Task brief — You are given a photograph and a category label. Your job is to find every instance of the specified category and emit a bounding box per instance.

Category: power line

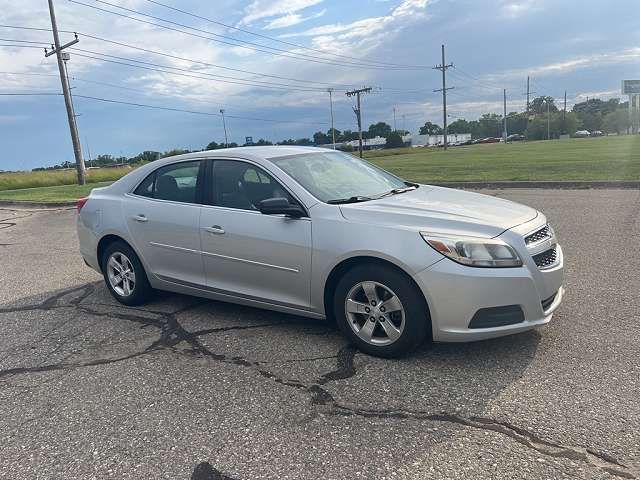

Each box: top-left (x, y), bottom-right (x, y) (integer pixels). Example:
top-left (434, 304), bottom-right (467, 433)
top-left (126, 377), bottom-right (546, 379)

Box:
top-left (0, 43), bottom-right (49, 49)
top-left (450, 66), bottom-right (504, 92)
top-left (0, 38), bottom-right (50, 45)
top-left (0, 70), bottom-right (162, 96)
top-left (72, 34), bottom-right (368, 88)
top-left (139, 0), bottom-right (430, 70)
top-left (72, 48), bottom-right (338, 91)
top-left (0, 25), bottom-right (426, 93)
top-left (68, 0), bottom-right (422, 70)
top-left (0, 92), bottom-right (61, 95)
top-left (0, 25), bottom-right (363, 88)
top-left (72, 94), bottom-right (330, 125)
top-left (71, 51), bottom-right (337, 93)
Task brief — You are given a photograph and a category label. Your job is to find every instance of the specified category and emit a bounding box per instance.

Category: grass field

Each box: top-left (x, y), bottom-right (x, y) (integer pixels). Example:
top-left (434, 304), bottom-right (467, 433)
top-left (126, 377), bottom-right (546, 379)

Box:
top-left (365, 135), bottom-right (640, 182)
top-left (0, 135), bottom-right (637, 202)
top-left (0, 182), bottom-right (112, 202)
top-left (0, 166), bottom-right (134, 191)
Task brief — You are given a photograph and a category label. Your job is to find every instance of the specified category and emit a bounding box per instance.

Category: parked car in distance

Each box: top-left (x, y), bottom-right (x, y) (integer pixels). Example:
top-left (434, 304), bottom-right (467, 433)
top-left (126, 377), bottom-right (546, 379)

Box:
top-left (574, 130), bottom-right (591, 137)
top-left (507, 134), bottom-right (526, 142)
top-left (590, 130), bottom-right (604, 137)
top-left (478, 137), bottom-right (501, 144)
top-left (77, 146), bottom-right (564, 357)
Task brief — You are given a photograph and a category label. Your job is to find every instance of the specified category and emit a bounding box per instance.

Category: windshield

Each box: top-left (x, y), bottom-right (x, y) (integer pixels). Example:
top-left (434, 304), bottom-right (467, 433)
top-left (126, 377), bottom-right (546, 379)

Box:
top-left (269, 151), bottom-right (409, 203)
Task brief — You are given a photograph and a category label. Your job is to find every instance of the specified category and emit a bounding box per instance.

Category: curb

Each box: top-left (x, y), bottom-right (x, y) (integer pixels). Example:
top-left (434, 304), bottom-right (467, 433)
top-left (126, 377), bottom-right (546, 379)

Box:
top-left (0, 199), bottom-right (76, 208)
top-left (432, 181), bottom-right (640, 190)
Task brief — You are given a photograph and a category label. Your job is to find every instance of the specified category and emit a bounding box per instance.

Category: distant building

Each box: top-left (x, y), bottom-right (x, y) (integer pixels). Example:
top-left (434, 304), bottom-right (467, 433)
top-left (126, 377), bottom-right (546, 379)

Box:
top-left (317, 132), bottom-right (472, 150)
top-left (409, 133), bottom-right (471, 147)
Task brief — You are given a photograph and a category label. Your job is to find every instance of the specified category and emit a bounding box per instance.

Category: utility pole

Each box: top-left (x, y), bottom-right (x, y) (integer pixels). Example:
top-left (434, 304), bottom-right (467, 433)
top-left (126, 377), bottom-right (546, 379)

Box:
top-left (219, 109), bottom-right (228, 147)
top-left (433, 44), bottom-right (454, 150)
top-left (327, 88), bottom-right (336, 149)
top-left (345, 87), bottom-right (372, 158)
top-left (46, 0), bottom-right (85, 185)
top-left (393, 107), bottom-right (397, 132)
top-left (503, 89), bottom-right (508, 143)
top-left (85, 138), bottom-right (92, 168)
top-left (526, 76), bottom-right (530, 114)
top-left (546, 98), bottom-right (551, 140)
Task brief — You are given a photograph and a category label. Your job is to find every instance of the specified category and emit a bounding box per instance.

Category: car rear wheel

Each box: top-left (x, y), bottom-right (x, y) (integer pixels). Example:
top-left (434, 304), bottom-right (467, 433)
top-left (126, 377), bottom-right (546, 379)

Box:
top-left (102, 241), bottom-right (151, 306)
top-left (334, 264), bottom-right (430, 357)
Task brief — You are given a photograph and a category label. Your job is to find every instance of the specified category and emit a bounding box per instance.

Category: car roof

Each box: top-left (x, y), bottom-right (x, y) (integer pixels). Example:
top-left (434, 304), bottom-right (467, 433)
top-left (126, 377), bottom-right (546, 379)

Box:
top-left (103, 146), bottom-right (334, 196)
top-left (161, 145), bottom-right (328, 164)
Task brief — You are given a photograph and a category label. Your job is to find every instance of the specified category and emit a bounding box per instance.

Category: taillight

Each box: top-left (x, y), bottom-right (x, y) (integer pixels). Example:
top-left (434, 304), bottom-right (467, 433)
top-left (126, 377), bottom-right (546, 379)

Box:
top-left (77, 197), bottom-right (89, 213)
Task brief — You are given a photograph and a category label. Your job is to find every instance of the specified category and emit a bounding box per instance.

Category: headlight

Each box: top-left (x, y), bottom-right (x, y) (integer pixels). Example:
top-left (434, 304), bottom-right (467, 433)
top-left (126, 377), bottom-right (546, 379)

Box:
top-left (420, 232), bottom-right (522, 268)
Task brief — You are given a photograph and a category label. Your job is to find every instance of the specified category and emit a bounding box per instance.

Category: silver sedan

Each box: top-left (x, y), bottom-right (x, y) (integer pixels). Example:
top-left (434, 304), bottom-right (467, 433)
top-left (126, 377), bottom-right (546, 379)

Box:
top-left (77, 146), bottom-right (564, 357)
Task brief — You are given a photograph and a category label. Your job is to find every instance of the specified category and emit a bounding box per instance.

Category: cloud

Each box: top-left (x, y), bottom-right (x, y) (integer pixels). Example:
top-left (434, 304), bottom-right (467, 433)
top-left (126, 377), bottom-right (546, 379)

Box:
top-left (487, 48), bottom-right (640, 81)
top-left (279, 0), bottom-right (430, 62)
top-left (240, 0), bottom-right (324, 26)
top-left (499, 0), bottom-right (543, 18)
top-left (263, 9), bottom-right (326, 29)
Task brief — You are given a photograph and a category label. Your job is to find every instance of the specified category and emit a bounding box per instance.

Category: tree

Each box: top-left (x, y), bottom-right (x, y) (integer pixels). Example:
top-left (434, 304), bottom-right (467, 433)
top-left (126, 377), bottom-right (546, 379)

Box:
top-left (505, 113), bottom-right (528, 135)
top-left (530, 96), bottom-right (558, 115)
top-left (339, 130), bottom-right (358, 142)
top-left (313, 131), bottom-right (329, 145)
top-left (602, 110), bottom-right (630, 134)
top-left (525, 112), bottom-right (577, 140)
top-left (478, 113), bottom-right (503, 138)
top-left (384, 131), bottom-right (405, 149)
top-left (419, 121), bottom-right (442, 135)
top-left (367, 122), bottom-right (392, 139)
top-left (447, 119), bottom-right (469, 134)
top-left (327, 128), bottom-right (341, 143)
top-left (129, 151), bottom-right (160, 163)
top-left (161, 149), bottom-right (190, 158)
top-left (206, 141), bottom-right (220, 150)
top-left (254, 139), bottom-right (273, 146)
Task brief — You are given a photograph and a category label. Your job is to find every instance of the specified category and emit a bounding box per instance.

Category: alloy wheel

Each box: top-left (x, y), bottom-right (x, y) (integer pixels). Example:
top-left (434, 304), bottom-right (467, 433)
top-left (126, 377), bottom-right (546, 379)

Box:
top-left (344, 281), bottom-right (405, 346)
top-left (107, 252), bottom-right (136, 297)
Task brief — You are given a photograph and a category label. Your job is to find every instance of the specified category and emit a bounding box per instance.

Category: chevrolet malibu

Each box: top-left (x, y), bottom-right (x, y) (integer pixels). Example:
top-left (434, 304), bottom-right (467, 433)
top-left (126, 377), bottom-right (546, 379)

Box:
top-left (77, 146), bottom-right (564, 357)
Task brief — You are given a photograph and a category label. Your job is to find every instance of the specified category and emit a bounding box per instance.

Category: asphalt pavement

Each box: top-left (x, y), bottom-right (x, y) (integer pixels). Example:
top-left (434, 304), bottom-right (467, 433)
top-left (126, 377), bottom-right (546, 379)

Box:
top-left (0, 189), bottom-right (638, 479)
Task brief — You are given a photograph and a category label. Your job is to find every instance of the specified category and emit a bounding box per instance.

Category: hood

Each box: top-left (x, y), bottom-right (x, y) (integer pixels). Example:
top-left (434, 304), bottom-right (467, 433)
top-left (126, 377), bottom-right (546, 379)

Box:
top-left (338, 185), bottom-right (538, 238)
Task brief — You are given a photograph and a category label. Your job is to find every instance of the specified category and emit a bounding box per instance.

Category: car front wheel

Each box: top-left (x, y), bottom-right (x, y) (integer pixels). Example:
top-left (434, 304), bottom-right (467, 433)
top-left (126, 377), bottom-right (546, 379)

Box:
top-left (102, 241), bottom-right (151, 306)
top-left (334, 264), bottom-right (430, 357)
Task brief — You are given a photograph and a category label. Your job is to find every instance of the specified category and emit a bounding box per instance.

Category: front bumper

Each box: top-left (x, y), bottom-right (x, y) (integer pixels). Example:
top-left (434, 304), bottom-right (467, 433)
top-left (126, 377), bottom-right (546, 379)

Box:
top-left (412, 244), bottom-right (564, 342)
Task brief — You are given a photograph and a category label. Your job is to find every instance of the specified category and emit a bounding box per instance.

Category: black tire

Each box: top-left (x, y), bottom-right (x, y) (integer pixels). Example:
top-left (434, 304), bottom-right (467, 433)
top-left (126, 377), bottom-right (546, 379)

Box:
top-left (333, 263), bottom-right (430, 358)
top-left (101, 241), bottom-right (152, 306)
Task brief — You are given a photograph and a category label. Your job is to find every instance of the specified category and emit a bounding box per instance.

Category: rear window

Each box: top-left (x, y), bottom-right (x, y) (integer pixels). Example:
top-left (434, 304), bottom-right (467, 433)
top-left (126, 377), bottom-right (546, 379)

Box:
top-left (133, 161), bottom-right (201, 203)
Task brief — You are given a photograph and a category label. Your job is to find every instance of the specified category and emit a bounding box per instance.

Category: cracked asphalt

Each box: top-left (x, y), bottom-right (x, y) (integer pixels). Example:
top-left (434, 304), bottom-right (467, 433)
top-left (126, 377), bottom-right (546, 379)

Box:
top-left (0, 188), bottom-right (638, 479)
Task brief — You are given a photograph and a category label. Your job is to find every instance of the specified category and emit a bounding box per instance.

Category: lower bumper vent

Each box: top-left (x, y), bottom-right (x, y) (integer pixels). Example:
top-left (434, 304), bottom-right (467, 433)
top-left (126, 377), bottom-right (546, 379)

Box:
top-left (469, 305), bottom-right (525, 329)
top-left (532, 246), bottom-right (558, 269)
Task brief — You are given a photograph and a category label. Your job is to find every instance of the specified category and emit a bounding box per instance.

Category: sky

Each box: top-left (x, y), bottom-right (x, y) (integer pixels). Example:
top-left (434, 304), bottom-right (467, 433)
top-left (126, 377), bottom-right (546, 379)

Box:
top-left (1, 0), bottom-right (639, 170)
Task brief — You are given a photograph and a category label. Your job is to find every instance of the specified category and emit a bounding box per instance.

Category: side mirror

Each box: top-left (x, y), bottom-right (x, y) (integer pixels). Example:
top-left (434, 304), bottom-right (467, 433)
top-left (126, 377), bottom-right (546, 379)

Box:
top-left (258, 197), bottom-right (306, 218)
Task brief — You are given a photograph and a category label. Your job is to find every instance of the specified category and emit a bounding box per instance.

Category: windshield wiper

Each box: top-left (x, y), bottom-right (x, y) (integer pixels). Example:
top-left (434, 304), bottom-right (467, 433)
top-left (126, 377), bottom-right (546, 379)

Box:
top-left (327, 196), bottom-right (374, 204)
top-left (376, 184), bottom-right (419, 199)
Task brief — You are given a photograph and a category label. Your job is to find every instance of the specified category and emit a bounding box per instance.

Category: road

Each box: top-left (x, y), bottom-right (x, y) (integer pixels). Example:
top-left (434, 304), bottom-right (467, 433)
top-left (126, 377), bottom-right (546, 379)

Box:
top-left (0, 189), bottom-right (638, 480)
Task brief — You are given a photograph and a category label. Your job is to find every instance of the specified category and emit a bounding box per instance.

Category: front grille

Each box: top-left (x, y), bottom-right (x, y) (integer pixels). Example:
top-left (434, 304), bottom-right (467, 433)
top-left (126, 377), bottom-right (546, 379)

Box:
top-left (532, 247), bottom-right (557, 269)
top-left (525, 225), bottom-right (551, 245)
top-left (541, 292), bottom-right (557, 311)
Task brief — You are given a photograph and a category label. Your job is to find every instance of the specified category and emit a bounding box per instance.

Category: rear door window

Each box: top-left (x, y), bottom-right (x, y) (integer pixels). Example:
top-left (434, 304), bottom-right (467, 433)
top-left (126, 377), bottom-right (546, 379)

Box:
top-left (134, 161), bottom-right (203, 203)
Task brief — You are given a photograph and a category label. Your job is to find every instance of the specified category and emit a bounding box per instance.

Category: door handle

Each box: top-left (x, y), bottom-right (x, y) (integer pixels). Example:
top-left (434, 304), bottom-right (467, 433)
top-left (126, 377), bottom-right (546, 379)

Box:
top-left (133, 214), bottom-right (148, 223)
top-left (204, 225), bottom-right (225, 235)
